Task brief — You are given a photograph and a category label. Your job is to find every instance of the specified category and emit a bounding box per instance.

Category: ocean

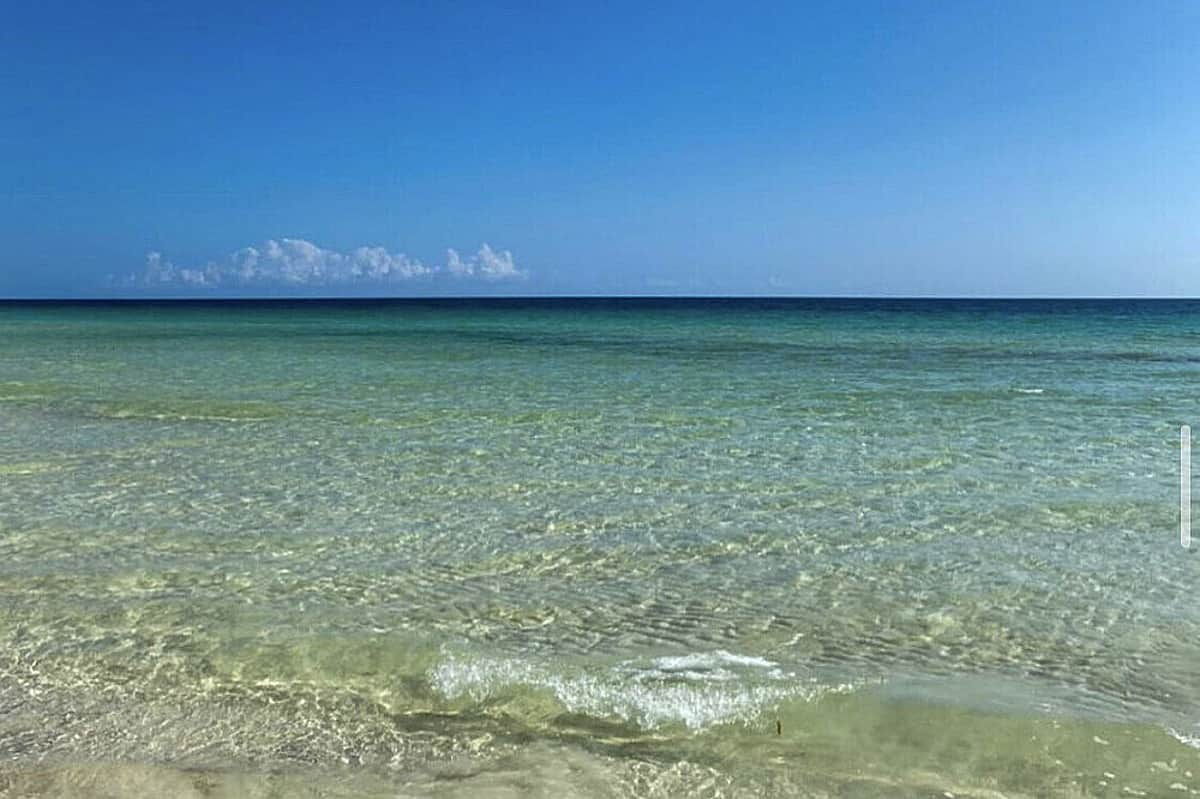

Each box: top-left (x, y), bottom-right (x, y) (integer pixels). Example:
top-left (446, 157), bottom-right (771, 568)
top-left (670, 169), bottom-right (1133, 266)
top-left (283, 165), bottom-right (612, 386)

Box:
top-left (0, 298), bottom-right (1198, 798)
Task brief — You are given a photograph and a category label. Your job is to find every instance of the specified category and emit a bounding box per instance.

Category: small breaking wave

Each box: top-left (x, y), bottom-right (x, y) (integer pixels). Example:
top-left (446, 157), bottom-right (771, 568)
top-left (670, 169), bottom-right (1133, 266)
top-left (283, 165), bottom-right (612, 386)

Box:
top-left (1169, 727), bottom-right (1200, 750)
top-left (431, 649), bottom-right (853, 730)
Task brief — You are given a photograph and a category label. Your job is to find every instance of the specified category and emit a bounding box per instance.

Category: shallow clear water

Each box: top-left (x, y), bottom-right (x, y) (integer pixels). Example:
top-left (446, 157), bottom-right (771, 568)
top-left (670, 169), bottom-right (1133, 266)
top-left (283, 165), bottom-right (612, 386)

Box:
top-left (1, 298), bottom-right (1199, 798)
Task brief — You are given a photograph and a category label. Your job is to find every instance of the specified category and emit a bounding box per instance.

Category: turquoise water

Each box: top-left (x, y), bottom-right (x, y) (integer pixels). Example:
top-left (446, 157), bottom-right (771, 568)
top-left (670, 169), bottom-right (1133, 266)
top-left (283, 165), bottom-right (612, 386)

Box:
top-left (1, 298), bottom-right (1199, 798)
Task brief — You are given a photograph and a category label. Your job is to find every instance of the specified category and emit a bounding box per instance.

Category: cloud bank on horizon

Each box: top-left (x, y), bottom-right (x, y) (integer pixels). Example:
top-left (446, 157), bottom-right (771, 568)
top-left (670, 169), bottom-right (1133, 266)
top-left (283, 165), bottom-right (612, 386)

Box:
top-left (121, 239), bottom-right (525, 290)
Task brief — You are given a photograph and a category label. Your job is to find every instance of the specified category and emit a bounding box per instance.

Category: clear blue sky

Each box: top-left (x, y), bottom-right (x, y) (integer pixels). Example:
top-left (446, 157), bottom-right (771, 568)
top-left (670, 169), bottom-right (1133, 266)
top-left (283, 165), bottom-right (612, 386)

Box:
top-left (2, 1), bottom-right (1197, 297)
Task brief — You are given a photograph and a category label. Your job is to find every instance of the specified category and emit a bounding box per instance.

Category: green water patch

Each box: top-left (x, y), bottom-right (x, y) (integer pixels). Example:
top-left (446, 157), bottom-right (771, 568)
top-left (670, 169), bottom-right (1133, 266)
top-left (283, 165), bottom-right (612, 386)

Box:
top-left (0, 460), bottom-right (70, 476)
top-left (92, 398), bottom-right (290, 422)
top-left (203, 631), bottom-right (448, 710)
top-left (702, 689), bottom-right (1200, 798)
top-left (0, 381), bottom-right (71, 403)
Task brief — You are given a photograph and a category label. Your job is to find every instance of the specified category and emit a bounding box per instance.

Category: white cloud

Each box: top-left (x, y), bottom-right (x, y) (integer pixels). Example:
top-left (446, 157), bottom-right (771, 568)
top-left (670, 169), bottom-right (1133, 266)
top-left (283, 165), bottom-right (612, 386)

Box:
top-left (445, 243), bottom-right (523, 281)
top-left (125, 239), bottom-right (525, 289)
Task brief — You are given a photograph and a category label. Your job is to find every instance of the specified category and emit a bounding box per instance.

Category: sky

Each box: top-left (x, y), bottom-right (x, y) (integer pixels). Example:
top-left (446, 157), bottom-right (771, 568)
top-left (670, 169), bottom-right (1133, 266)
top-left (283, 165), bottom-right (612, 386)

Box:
top-left (1, 1), bottom-right (1198, 298)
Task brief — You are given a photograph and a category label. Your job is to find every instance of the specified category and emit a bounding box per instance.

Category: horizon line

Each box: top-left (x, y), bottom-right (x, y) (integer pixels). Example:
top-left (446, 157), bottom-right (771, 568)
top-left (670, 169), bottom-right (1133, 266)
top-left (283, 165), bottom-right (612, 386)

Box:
top-left (2, 294), bottom-right (1200, 303)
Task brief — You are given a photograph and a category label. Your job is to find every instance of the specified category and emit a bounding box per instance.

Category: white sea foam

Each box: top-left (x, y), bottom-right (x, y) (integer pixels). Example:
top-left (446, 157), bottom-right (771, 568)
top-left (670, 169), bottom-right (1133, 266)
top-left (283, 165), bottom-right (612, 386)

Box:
top-left (1168, 727), bottom-right (1200, 750)
top-left (431, 649), bottom-right (850, 730)
top-left (615, 650), bottom-right (787, 684)
top-left (1013, 387), bottom-right (1045, 394)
